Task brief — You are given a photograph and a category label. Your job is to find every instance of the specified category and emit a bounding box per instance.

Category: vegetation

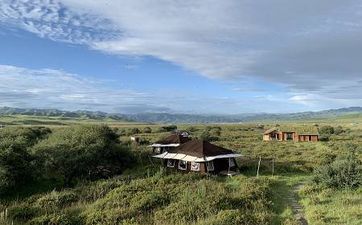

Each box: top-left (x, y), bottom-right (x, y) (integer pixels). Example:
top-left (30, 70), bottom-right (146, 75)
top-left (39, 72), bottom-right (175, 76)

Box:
top-left (0, 114), bottom-right (361, 225)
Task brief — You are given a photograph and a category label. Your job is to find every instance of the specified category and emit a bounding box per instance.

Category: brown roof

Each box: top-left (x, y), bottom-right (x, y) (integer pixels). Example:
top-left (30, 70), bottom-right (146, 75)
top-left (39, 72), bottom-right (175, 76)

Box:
top-left (155, 133), bottom-right (191, 145)
top-left (168, 140), bottom-right (234, 158)
top-left (264, 126), bottom-right (319, 135)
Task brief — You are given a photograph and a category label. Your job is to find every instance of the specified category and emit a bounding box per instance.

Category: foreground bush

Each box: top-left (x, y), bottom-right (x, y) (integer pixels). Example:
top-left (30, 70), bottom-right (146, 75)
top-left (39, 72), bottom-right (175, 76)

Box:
top-left (313, 151), bottom-right (361, 189)
top-left (32, 125), bottom-right (134, 186)
top-left (0, 127), bottom-right (50, 194)
top-left (82, 174), bottom-right (274, 225)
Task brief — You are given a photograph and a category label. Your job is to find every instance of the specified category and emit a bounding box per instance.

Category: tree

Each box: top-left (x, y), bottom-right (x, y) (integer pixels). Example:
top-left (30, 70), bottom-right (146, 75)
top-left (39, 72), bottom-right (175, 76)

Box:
top-left (318, 125), bottom-right (335, 141)
top-left (32, 125), bottom-right (133, 186)
top-left (319, 125), bottom-right (334, 135)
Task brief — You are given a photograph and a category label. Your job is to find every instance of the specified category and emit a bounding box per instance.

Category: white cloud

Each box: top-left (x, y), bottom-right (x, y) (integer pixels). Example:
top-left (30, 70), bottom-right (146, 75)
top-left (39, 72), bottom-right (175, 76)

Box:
top-left (1, 0), bottom-right (362, 111)
top-left (0, 64), bottom-right (154, 112)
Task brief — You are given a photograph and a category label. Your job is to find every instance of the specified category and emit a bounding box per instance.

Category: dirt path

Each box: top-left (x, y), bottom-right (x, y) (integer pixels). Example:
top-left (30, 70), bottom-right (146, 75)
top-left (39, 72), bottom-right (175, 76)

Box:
top-left (287, 183), bottom-right (308, 225)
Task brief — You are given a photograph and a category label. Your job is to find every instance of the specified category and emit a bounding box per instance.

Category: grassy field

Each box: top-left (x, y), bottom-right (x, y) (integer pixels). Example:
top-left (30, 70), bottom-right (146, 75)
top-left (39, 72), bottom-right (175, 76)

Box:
top-left (0, 115), bottom-right (361, 225)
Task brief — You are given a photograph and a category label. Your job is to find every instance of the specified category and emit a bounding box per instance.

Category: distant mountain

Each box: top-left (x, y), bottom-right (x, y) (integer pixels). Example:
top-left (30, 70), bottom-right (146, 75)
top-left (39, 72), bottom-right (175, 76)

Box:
top-left (125, 107), bottom-right (362, 123)
top-left (1, 106), bottom-right (362, 124)
top-left (0, 107), bottom-right (131, 121)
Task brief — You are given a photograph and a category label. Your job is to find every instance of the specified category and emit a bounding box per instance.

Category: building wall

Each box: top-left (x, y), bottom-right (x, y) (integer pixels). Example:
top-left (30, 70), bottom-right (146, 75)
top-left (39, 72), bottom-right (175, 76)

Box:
top-left (263, 134), bottom-right (271, 141)
top-left (163, 159), bottom-right (237, 174)
top-left (298, 135), bottom-right (319, 142)
top-left (264, 132), bottom-right (319, 142)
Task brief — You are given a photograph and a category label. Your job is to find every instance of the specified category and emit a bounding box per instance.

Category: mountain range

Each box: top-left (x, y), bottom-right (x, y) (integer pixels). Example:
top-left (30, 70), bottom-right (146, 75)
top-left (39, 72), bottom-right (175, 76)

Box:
top-left (1, 106), bottom-right (362, 124)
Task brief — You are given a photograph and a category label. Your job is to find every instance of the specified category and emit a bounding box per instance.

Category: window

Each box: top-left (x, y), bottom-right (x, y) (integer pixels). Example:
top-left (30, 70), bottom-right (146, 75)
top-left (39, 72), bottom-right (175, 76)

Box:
top-left (154, 147), bottom-right (161, 153)
top-left (190, 162), bottom-right (200, 171)
top-left (286, 133), bottom-right (293, 140)
top-left (167, 159), bottom-right (175, 168)
top-left (178, 160), bottom-right (187, 170)
top-left (206, 161), bottom-right (214, 171)
top-left (229, 158), bottom-right (235, 167)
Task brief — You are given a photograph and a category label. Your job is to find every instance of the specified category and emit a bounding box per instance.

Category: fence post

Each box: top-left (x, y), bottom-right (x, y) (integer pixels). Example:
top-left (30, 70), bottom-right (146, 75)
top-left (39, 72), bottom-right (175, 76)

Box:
top-left (256, 156), bottom-right (261, 177)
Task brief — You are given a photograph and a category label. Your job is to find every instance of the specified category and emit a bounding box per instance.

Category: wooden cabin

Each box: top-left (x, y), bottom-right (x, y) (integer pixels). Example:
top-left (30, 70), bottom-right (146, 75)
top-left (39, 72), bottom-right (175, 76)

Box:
top-left (263, 126), bottom-right (319, 142)
top-left (153, 140), bottom-right (242, 175)
top-left (150, 132), bottom-right (191, 154)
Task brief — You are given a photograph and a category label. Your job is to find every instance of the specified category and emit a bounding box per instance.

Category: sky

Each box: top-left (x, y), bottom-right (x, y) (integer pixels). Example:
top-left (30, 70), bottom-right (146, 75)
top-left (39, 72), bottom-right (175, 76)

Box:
top-left (0, 0), bottom-right (362, 114)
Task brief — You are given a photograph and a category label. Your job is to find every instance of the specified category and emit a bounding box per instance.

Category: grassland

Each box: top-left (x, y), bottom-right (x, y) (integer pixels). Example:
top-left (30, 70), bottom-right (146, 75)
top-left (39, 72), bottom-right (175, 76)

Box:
top-left (0, 115), bottom-right (361, 225)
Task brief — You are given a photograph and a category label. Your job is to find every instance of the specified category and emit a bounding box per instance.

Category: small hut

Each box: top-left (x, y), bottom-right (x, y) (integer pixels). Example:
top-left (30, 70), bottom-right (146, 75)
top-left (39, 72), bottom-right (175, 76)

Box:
top-left (151, 132), bottom-right (191, 154)
top-left (263, 126), bottom-right (319, 142)
top-left (153, 140), bottom-right (242, 175)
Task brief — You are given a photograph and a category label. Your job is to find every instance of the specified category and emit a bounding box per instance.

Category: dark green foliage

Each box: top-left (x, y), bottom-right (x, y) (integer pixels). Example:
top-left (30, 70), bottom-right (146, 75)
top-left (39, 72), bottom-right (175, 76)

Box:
top-left (0, 127), bottom-right (50, 194)
top-left (186, 126), bottom-right (198, 133)
top-left (32, 125), bottom-right (134, 185)
top-left (334, 126), bottom-right (344, 135)
top-left (28, 211), bottom-right (83, 225)
top-left (8, 204), bottom-right (39, 222)
top-left (0, 145), bottom-right (33, 193)
top-left (199, 130), bottom-right (219, 142)
top-left (158, 125), bottom-right (177, 132)
top-left (319, 125), bottom-right (334, 135)
top-left (313, 150), bottom-right (361, 189)
top-left (319, 134), bottom-right (330, 142)
top-left (142, 127), bottom-right (152, 133)
top-left (127, 127), bottom-right (140, 135)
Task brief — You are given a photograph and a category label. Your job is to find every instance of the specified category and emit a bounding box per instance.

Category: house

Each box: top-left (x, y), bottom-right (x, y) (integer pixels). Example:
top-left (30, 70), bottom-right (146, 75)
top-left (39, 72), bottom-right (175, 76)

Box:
top-left (263, 126), bottom-right (319, 142)
top-left (152, 140), bottom-right (242, 174)
top-left (151, 132), bottom-right (191, 154)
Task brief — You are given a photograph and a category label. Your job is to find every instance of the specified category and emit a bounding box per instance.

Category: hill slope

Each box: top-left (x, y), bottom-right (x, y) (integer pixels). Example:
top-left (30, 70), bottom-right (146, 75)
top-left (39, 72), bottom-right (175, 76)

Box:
top-left (1, 106), bottom-right (362, 123)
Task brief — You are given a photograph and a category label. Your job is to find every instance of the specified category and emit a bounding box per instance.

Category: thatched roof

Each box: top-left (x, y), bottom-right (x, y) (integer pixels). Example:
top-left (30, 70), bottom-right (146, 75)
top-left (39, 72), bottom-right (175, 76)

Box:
top-left (154, 133), bottom-right (191, 145)
top-left (264, 126), bottom-right (319, 135)
top-left (153, 140), bottom-right (242, 162)
top-left (168, 140), bottom-right (234, 158)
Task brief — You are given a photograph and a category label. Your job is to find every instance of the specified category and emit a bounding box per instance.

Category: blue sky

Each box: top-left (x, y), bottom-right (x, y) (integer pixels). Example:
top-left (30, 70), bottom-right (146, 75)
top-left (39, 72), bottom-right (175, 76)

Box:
top-left (1, 1), bottom-right (362, 114)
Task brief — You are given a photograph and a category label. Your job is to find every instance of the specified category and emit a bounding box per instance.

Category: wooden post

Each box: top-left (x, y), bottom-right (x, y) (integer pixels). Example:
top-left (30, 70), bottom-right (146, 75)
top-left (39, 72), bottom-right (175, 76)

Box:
top-left (256, 156), bottom-right (261, 177)
top-left (272, 158), bottom-right (275, 176)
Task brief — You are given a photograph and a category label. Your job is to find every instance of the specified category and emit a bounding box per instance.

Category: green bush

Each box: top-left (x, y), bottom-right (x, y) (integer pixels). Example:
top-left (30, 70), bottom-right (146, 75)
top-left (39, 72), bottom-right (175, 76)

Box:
top-left (0, 127), bottom-right (49, 194)
top-left (313, 152), bottom-right (361, 189)
top-left (35, 190), bottom-right (79, 210)
top-left (29, 211), bottom-right (83, 225)
top-left (319, 126), bottom-right (334, 135)
top-left (8, 204), bottom-right (39, 221)
top-left (32, 125), bottom-right (134, 185)
top-left (142, 127), bottom-right (152, 133)
top-left (158, 125), bottom-right (177, 132)
top-left (199, 130), bottom-right (219, 142)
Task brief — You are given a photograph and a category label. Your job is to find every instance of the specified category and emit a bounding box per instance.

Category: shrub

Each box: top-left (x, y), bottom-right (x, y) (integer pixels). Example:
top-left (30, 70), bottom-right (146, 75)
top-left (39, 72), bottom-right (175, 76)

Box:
top-left (35, 190), bottom-right (79, 210)
top-left (142, 127), bottom-right (152, 133)
top-left (199, 130), bottom-right (219, 142)
top-left (158, 125), bottom-right (177, 132)
top-left (8, 204), bottom-right (39, 221)
top-left (319, 134), bottom-right (330, 142)
top-left (334, 126), bottom-right (344, 135)
top-left (126, 128), bottom-right (140, 135)
top-left (313, 152), bottom-right (361, 189)
top-left (32, 125), bottom-right (134, 185)
top-left (186, 126), bottom-right (198, 133)
top-left (318, 126), bottom-right (334, 135)
top-left (29, 211), bottom-right (83, 225)
top-left (0, 127), bottom-right (49, 194)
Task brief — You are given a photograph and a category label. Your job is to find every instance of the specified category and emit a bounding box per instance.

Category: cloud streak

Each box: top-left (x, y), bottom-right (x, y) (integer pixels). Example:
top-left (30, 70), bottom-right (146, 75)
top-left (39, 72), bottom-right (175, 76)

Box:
top-left (0, 64), bottom-right (156, 112)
